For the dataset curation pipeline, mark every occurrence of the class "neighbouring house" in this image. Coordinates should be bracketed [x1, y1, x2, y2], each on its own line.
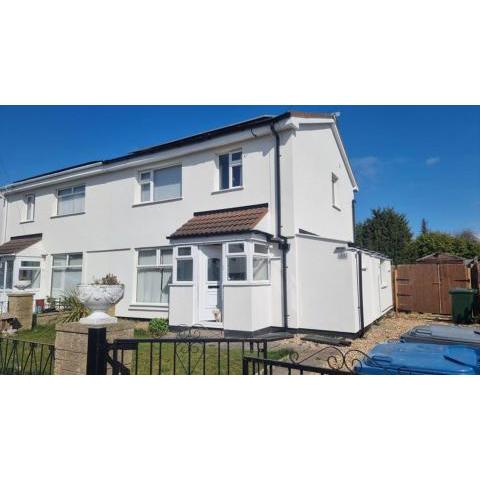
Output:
[0, 111, 392, 336]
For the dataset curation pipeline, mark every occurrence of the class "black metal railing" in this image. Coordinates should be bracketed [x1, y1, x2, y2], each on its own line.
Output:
[95, 327, 294, 375]
[0, 337, 55, 375]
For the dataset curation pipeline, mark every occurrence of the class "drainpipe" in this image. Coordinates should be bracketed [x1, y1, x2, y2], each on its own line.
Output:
[352, 198, 357, 244]
[270, 123, 289, 331]
[357, 250, 365, 336]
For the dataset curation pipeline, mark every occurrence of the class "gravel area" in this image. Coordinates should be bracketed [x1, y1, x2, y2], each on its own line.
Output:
[269, 311, 480, 372]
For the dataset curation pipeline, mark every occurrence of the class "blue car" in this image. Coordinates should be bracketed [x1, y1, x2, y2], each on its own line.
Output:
[355, 341, 480, 375]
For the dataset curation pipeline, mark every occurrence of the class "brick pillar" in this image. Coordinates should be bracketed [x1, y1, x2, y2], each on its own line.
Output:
[54, 321, 134, 375]
[8, 292, 34, 330]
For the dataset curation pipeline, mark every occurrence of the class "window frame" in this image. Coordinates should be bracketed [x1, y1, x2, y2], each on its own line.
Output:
[18, 260, 41, 289]
[225, 241, 248, 282]
[138, 164, 182, 204]
[51, 253, 83, 297]
[24, 194, 35, 222]
[174, 246, 193, 283]
[136, 247, 173, 304]
[218, 150, 243, 191]
[56, 184, 86, 216]
[252, 242, 270, 282]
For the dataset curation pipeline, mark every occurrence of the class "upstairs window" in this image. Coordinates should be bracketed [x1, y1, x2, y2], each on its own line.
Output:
[219, 151, 242, 190]
[57, 185, 85, 216]
[19, 260, 41, 289]
[24, 194, 35, 221]
[51, 253, 83, 297]
[331, 173, 339, 209]
[139, 165, 182, 203]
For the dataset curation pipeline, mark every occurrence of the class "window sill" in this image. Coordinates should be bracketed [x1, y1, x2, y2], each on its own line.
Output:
[128, 303, 168, 311]
[20, 220, 35, 224]
[51, 212, 85, 219]
[332, 205, 341, 212]
[211, 186, 244, 195]
[132, 197, 183, 208]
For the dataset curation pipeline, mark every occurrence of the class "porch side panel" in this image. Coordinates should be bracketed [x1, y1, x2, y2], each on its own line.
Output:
[296, 235, 357, 334]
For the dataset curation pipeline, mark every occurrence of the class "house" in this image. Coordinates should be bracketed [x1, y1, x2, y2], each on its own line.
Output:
[0, 111, 392, 336]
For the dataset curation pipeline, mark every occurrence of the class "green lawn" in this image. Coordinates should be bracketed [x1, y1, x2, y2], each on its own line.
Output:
[6, 325, 291, 375]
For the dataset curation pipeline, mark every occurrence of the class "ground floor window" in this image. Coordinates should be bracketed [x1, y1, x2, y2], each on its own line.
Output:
[19, 260, 41, 289]
[0, 258, 14, 290]
[51, 253, 83, 297]
[252, 242, 270, 281]
[175, 246, 193, 282]
[137, 247, 172, 303]
[226, 243, 247, 281]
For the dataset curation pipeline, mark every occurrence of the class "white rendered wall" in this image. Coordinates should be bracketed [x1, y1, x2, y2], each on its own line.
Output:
[169, 285, 195, 326]
[295, 235, 359, 333]
[290, 125, 355, 242]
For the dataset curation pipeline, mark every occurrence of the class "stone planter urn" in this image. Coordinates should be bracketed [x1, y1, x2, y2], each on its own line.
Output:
[77, 284, 125, 325]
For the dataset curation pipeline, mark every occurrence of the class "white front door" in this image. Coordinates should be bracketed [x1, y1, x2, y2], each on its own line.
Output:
[199, 245, 222, 323]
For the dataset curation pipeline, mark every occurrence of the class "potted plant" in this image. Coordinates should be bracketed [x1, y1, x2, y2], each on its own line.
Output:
[77, 274, 124, 325]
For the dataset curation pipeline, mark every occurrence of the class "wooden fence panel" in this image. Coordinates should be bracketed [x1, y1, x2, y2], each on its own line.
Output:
[394, 263, 471, 315]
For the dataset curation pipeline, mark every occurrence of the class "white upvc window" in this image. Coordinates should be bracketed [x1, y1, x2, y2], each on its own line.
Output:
[175, 246, 193, 282]
[252, 242, 270, 281]
[57, 185, 85, 216]
[138, 165, 182, 203]
[19, 260, 41, 289]
[331, 173, 339, 209]
[51, 253, 83, 297]
[226, 242, 247, 281]
[0, 257, 14, 290]
[24, 194, 35, 221]
[219, 151, 243, 190]
[136, 247, 173, 304]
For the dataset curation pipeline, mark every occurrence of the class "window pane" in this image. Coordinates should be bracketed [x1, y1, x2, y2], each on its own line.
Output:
[228, 243, 244, 253]
[0, 262, 4, 289]
[141, 183, 151, 202]
[177, 247, 191, 256]
[52, 268, 81, 297]
[137, 269, 162, 303]
[68, 254, 83, 267]
[53, 254, 67, 267]
[253, 257, 269, 281]
[160, 248, 173, 265]
[26, 196, 34, 220]
[177, 259, 193, 281]
[5, 260, 13, 289]
[208, 258, 220, 282]
[232, 164, 242, 187]
[21, 261, 40, 268]
[19, 269, 41, 288]
[140, 171, 151, 182]
[254, 243, 268, 254]
[153, 166, 181, 201]
[231, 151, 242, 162]
[58, 195, 74, 215]
[227, 256, 246, 281]
[73, 192, 85, 213]
[58, 188, 72, 197]
[138, 250, 157, 266]
[219, 154, 229, 189]
[73, 185, 85, 194]
[160, 268, 172, 303]
[51, 270, 64, 298]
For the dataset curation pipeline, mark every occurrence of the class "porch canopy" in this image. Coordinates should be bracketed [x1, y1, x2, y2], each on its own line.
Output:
[168, 203, 269, 240]
[0, 234, 42, 255]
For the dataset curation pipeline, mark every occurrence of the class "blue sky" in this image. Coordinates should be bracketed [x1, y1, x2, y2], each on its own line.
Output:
[0, 106, 478, 235]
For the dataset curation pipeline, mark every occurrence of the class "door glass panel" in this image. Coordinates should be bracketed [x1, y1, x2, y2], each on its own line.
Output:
[208, 258, 220, 282]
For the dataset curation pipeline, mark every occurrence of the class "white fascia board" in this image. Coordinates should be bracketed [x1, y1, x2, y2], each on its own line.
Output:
[2, 119, 295, 195]
[331, 123, 359, 191]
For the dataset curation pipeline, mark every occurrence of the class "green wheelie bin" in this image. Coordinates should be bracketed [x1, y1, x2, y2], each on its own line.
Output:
[449, 288, 478, 324]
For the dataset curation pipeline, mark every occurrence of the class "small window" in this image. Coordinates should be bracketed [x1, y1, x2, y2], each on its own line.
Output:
[219, 151, 243, 190]
[24, 194, 35, 221]
[228, 243, 244, 254]
[331, 173, 339, 208]
[227, 257, 247, 281]
[136, 247, 173, 303]
[178, 247, 191, 257]
[254, 243, 268, 254]
[177, 259, 193, 281]
[57, 185, 85, 216]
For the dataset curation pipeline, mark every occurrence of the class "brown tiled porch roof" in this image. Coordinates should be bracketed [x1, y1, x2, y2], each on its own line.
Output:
[0, 234, 42, 255]
[169, 204, 269, 239]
